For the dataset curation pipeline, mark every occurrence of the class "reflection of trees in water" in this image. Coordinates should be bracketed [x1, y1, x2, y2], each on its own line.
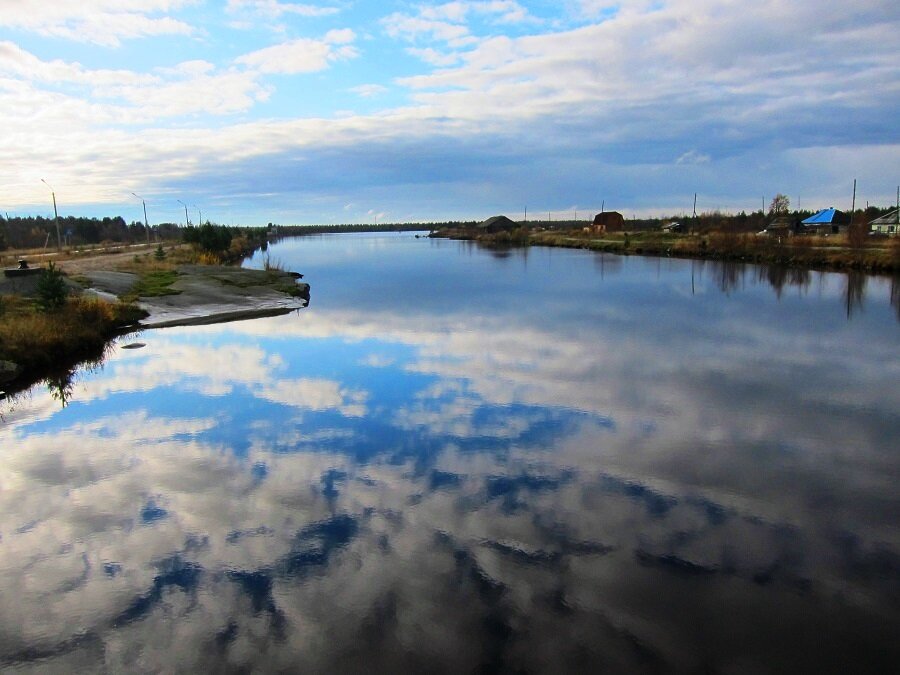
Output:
[46, 371, 75, 408]
[844, 271, 867, 319]
[891, 276, 900, 322]
[711, 260, 745, 295]
[760, 265, 811, 298]
[44, 342, 116, 408]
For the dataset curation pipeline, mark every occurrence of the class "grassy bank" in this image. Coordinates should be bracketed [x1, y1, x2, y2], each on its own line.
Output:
[434, 228, 900, 274]
[0, 294, 146, 391]
[0, 237, 262, 396]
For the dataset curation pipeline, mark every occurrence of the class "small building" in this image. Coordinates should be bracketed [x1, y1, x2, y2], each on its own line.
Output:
[758, 216, 800, 237]
[800, 208, 851, 235]
[592, 211, 625, 233]
[869, 209, 899, 236]
[478, 215, 520, 233]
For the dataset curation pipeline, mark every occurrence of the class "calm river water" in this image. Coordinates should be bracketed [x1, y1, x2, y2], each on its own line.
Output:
[1, 233, 898, 673]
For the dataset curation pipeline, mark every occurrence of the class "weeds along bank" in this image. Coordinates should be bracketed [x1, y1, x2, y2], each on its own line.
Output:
[0, 266, 146, 395]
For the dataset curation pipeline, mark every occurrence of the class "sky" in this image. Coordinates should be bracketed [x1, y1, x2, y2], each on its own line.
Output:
[1, 0, 898, 226]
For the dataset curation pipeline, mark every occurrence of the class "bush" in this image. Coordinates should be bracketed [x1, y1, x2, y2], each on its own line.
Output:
[154, 244, 166, 260]
[36, 262, 68, 312]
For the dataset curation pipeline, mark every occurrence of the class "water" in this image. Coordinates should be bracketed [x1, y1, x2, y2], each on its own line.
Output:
[1, 233, 898, 672]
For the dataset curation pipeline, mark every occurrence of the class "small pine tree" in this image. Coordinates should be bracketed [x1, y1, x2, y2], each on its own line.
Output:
[154, 244, 166, 260]
[36, 261, 68, 312]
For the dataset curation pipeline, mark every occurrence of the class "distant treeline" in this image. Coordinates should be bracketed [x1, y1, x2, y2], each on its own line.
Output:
[0, 217, 447, 251]
[0, 215, 183, 250]
[4, 205, 894, 252]
[268, 222, 460, 236]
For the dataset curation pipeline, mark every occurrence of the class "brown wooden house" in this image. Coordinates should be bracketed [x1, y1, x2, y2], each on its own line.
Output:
[592, 211, 625, 233]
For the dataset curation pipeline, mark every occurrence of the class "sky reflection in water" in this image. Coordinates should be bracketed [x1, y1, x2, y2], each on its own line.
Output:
[1, 234, 898, 672]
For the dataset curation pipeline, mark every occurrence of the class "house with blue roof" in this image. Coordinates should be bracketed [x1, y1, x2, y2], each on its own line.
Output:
[800, 208, 851, 235]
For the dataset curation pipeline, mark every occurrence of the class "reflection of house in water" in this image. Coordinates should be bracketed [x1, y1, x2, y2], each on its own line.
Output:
[869, 209, 899, 235]
[800, 208, 851, 235]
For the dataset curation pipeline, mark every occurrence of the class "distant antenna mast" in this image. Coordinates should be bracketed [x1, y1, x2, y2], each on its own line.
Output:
[692, 193, 697, 218]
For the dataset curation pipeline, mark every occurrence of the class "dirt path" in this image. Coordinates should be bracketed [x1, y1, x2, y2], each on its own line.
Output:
[3, 243, 184, 275]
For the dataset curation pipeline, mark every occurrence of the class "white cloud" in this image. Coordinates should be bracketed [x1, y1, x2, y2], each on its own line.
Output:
[676, 150, 711, 165]
[349, 83, 387, 98]
[406, 47, 462, 67]
[235, 31, 358, 74]
[226, 0, 340, 19]
[0, 0, 197, 47]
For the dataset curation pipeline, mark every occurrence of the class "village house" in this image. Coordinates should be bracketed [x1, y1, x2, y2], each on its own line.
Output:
[800, 208, 851, 235]
[869, 209, 899, 236]
[591, 211, 625, 234]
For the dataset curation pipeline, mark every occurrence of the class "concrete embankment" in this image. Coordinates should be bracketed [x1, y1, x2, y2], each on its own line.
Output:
[82, 265, 310, 328]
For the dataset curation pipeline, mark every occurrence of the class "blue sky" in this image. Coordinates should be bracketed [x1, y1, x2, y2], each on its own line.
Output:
[1, 0, 898, 225]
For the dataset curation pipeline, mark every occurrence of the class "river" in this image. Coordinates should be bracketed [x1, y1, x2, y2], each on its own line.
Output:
[1, 232, 898, 672]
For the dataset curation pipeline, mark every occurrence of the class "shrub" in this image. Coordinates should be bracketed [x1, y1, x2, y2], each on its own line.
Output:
[36, 262, 68, 312]
[154, 244, 166, 260]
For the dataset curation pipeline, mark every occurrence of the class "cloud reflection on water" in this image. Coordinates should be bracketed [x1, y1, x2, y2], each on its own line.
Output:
[0, 245, 898, 671]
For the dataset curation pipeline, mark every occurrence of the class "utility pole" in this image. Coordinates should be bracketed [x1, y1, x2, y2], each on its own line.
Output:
[851, 179, 857, 213]
[692, 193, 697, 218]
[40, 179, 62, 250]
[132, 192, 150, 243]
[177, 199, 190, 226]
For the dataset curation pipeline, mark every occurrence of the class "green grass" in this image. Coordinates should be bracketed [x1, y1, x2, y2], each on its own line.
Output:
[122, 270, 181, 302]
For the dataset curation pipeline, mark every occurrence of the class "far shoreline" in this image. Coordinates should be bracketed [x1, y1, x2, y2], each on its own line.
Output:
[430, 228, 900, 275]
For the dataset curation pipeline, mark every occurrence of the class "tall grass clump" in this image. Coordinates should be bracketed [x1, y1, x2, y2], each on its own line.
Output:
[0, 296, 144, 380]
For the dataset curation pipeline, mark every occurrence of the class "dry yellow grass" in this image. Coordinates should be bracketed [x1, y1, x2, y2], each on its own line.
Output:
[0, 296, 144, 376]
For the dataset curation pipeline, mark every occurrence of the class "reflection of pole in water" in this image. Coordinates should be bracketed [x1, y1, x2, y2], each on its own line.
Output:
[844, 271, 866, 319]
[887, 274, 900, 322]
[691, 260, 695, 295]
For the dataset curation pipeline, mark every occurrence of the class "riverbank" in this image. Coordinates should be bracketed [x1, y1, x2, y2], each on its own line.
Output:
[0, 250, 309, 397]
[432, 228, 900, 274]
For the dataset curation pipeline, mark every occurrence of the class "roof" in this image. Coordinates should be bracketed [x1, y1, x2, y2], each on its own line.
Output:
[869, 209, 899, 225]
[801, 208, 847, 225]
[478, 215, 519, 230]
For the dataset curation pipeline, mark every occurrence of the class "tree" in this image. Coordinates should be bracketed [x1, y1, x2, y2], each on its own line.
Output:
[36, 262, 68, 312]
[768, 194, 790, 216]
